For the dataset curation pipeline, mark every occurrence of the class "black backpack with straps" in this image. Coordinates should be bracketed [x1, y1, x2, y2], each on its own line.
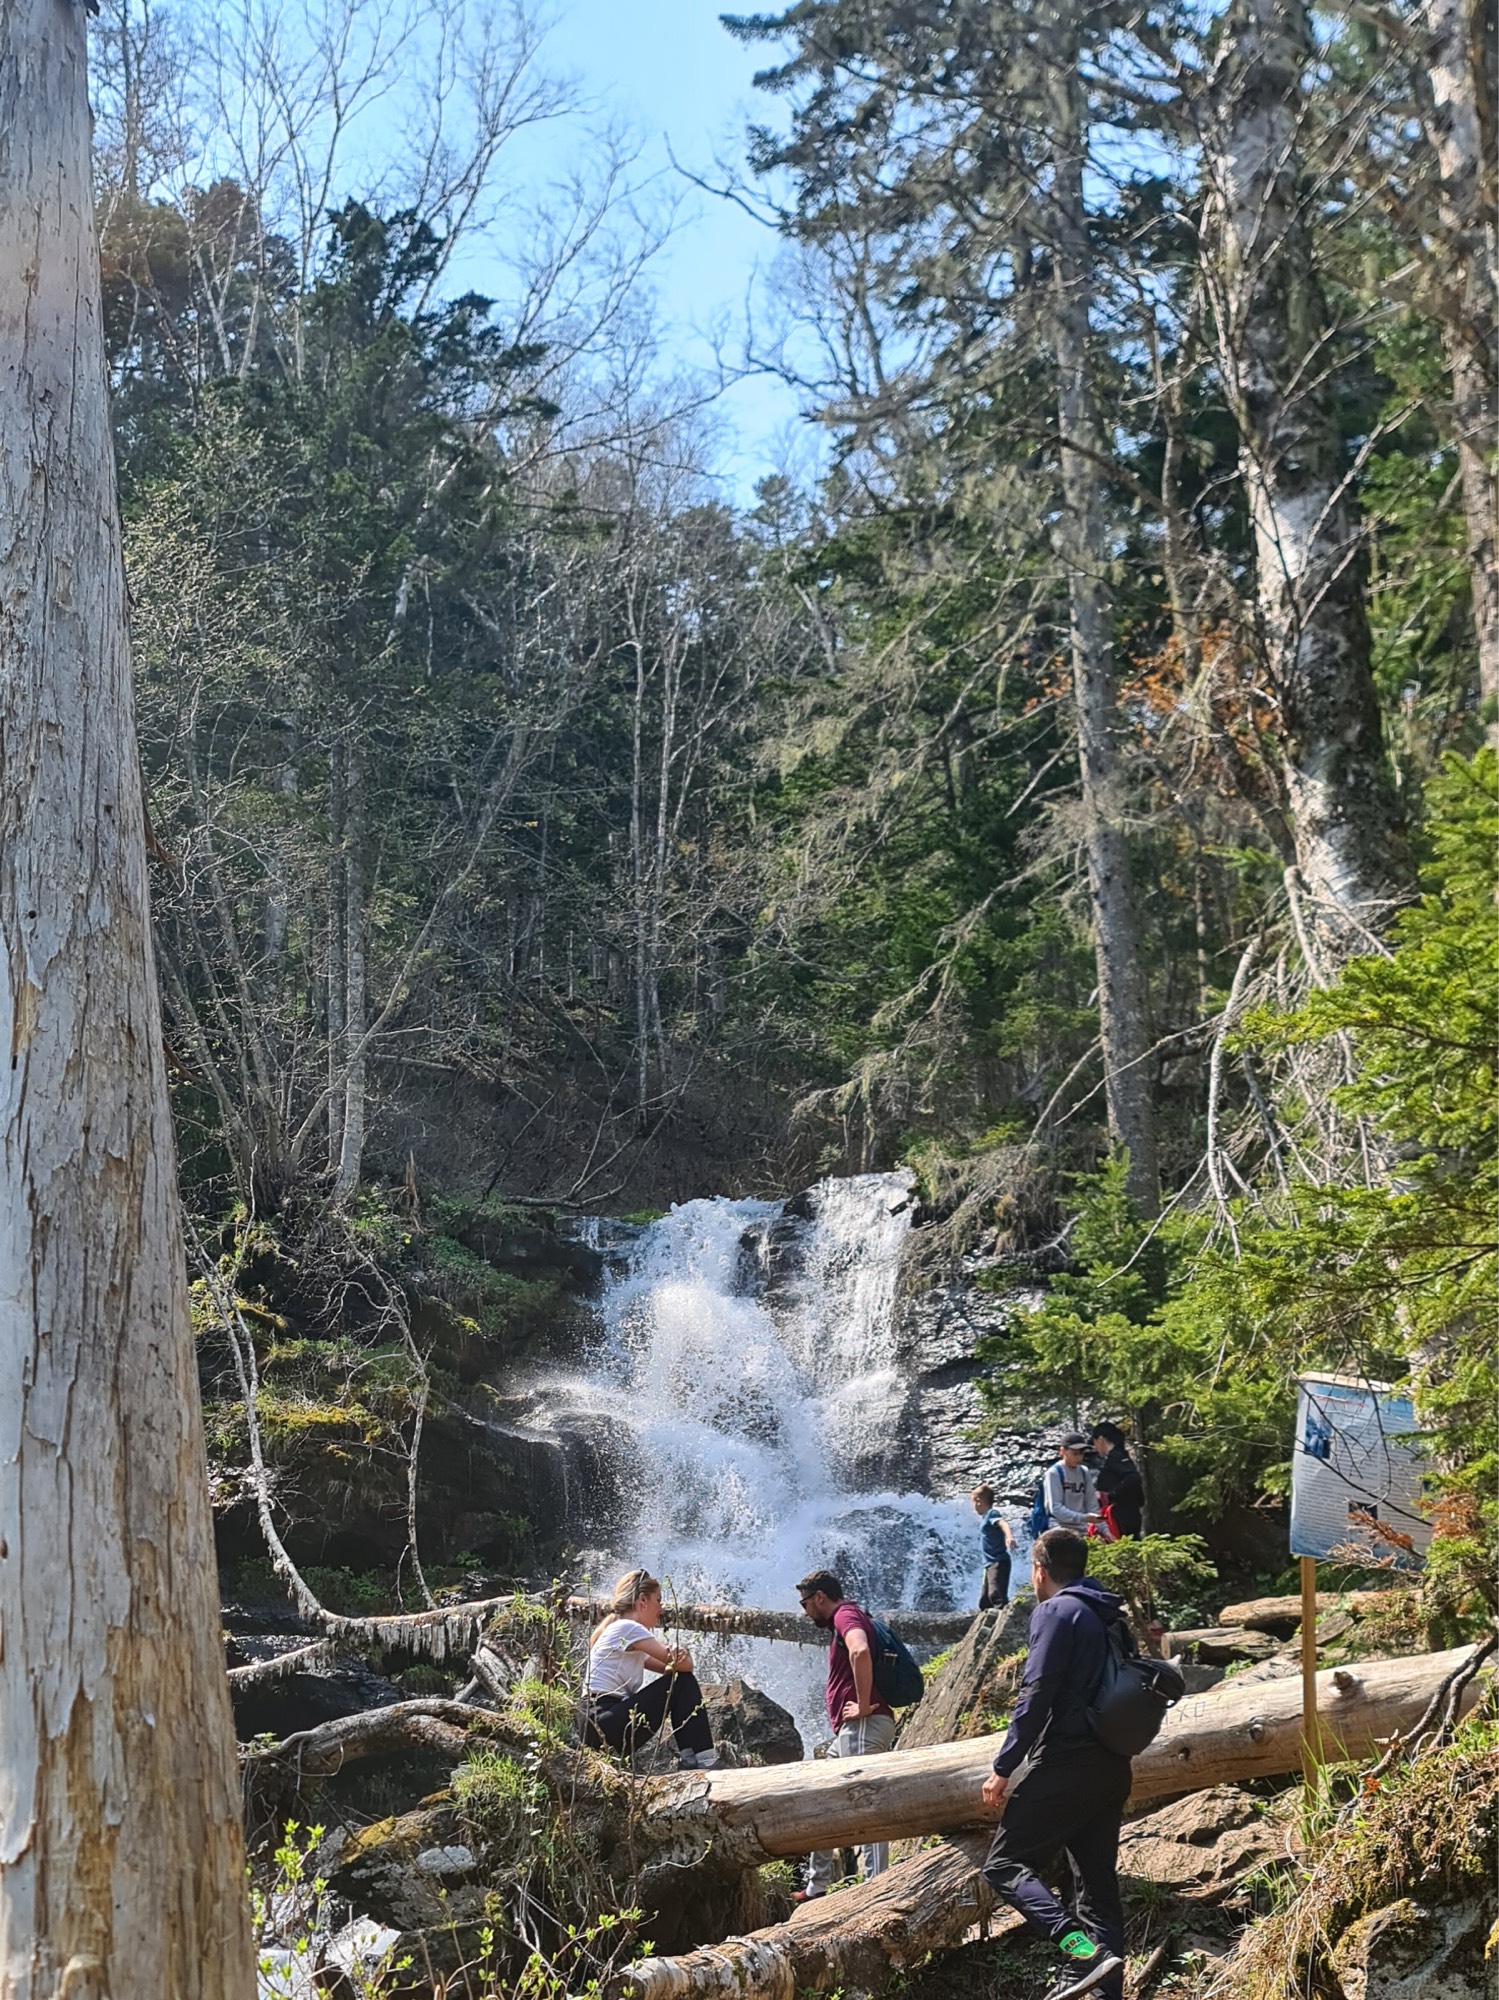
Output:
[1059, 1585, 1186, 1758]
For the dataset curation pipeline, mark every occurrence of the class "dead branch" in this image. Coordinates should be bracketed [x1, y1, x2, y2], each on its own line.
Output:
[240, 1697, 514, 1781]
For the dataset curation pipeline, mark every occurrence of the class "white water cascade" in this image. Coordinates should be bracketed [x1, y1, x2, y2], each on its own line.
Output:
[550, 1173, 976, 1746]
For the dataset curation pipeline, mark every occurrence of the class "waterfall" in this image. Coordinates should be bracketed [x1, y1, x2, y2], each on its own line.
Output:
[554, 1172, 977, 1746]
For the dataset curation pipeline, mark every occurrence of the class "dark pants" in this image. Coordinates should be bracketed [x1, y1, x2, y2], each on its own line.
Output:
[980, 1556, 1012, 1609]
[982, 1747, 1131, 1996]
[585, 1671, 713, 1757]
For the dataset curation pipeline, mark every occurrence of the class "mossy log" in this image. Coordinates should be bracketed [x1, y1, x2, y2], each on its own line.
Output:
[616, 1834, 1001, 2000]
[634, 1646, 1486, 1868]
[271, 1596, 975, 1664]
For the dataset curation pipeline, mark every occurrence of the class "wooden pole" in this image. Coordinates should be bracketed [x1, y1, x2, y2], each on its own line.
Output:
[1300, 1554, 1322, 1784]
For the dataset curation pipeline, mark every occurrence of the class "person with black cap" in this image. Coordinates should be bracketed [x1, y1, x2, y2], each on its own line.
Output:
[978, 1527, 1129, 2000]
[1045, 1434, 1101, 1532]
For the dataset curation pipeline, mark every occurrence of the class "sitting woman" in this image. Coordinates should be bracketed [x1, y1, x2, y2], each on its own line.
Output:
[584, 1568, 719, 1769]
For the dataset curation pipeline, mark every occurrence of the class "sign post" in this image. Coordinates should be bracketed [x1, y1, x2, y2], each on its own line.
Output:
[1289, 1374, 1430, 1791]
[1299, 1554, 1321, 1781]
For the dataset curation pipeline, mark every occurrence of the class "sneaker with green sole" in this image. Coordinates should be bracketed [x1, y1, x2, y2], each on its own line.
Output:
[1039, 1933, 1124, 2000]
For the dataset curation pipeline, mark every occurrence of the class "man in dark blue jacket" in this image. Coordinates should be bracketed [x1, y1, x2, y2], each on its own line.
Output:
[979, 1528, 1130, 2000]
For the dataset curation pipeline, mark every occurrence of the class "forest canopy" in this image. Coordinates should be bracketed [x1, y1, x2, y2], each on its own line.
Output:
[89, 0, 1496, 1541]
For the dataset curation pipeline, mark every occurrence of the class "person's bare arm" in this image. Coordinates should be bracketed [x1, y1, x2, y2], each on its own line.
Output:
[626, 1636, 693, 1673]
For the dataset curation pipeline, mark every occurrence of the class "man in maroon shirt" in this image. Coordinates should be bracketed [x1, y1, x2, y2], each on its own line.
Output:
[794, 1568, 898, 1900]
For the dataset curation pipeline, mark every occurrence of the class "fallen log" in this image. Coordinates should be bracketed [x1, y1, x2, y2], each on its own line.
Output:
[1216, 1589, 1413, 1633]
[618, 1833, 1002, 2000]
[565, 1600, 976, 1650]
[240, 1697, 515, 1781]
[226, 1639, 338, 1688]
[244, 1595, 976, 1665]
[636, 1645, 1485, 1868]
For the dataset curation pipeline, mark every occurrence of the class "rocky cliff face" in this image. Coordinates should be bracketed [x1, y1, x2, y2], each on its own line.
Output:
[891, 1274, 1045, 1503]
[204, 1200, 604, 1586]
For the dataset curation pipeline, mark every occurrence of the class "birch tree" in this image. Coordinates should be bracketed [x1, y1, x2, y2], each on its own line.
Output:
[1201, 0, 1411, 956]
[1415, 0, 1498, 731]
[0, 1, 253, 1992]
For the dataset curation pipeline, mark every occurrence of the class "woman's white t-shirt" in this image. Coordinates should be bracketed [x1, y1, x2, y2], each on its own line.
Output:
[587, 1618, 657, 1698]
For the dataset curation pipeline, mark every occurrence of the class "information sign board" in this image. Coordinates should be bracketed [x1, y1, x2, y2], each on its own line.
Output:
[1289, 1374, 1430, 1569]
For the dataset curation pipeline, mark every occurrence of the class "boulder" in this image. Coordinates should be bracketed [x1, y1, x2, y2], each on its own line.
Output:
[323, 1918, 405, 1994]
[1330, 1896, 1493, 2000]
[899, 1599, 1033, 1751]
[701, 1681, 803, 1766]
[321, 1803, 489, 1939]
[1119, 1786, 1286, 1902]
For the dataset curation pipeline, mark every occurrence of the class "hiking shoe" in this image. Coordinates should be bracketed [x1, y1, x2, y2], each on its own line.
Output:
[1040, 1935, 1124, 2000]
[790, 1888, 824, 1905]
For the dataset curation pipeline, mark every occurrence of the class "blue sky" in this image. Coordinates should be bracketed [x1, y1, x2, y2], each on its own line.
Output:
[519, 0, 807, 498]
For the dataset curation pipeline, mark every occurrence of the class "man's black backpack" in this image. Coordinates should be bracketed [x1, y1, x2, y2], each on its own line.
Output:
[867, 1617, 925, 1708]
[1085, 1615, 1186, 1757]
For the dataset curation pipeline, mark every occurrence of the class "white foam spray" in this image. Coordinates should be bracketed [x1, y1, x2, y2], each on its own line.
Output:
[569, 1174, 976, 1746]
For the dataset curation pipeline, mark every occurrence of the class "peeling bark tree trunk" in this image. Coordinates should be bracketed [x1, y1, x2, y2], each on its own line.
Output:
[0, 4, 255, 1992]
[1419, 0, 1499, 734]
[1046, 30, 1161, 1214]
[332, 734, 368, 1203]
[618, 1835, 1000, 2000]
[1204, 0, 1410, 954]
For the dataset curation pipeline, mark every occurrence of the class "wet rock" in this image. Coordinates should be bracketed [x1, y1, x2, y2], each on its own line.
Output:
[899, 1598, 1033, 1750]
[407, 1296, 492, 1383]
[891, 1284, 1009, 1496]
[892, 1279, 1050, 1501]
[1119, 1786, 1286, 1902]
[229, 1644, 405, 1741]
[1330, 1895, 1492, 1999]
[212, 1379, 570, 1573]
[701, 1680, 803, 1766]
[456, 1205, 603, 1291]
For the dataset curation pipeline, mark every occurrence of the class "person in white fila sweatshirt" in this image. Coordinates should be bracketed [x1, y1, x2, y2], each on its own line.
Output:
[1045, 1433, 1102, 1531]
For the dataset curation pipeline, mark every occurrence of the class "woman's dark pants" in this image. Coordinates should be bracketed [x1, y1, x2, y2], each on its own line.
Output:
[585, 1670, 713, 1756]
[981, 1747, 1132, 1997]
